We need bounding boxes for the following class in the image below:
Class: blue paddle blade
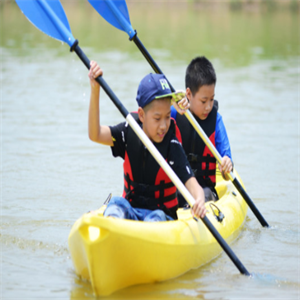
[88,0,135,39]
[15,0,76,47]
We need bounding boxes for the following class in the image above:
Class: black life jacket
[122,113,181,220]
[176,101,218,191]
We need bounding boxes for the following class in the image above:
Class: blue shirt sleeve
[171,106,177,120]
[215,112,232,160]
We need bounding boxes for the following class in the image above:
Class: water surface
[1,1,299,299]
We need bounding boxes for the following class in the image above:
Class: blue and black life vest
[176,101,218,192]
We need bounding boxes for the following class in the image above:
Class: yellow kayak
[68,170,248,296]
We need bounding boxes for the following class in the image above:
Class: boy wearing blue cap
[88,61,206,221]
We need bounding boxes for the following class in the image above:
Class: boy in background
[172,56,233,205]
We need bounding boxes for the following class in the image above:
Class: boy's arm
[88,61,114,146]
[171,97,190,115]
[219,156,232,180]
[184,177,206,218]
[215,113,233,180]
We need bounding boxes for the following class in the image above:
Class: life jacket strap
[188,153,215,163]
[124,174,175,197]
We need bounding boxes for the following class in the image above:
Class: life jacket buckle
[188,153,199,162]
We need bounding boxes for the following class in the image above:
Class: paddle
[15,0,250,276]
[87,0,269,228]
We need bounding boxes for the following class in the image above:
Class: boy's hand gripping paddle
[87,0,269,228]
[16,0,250,276]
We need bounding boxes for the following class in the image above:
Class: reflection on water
[1,1,299,299]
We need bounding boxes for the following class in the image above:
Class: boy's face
[138,99,171,143]
[187,84,215,120]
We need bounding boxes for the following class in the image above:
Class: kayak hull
[68,172,248,296]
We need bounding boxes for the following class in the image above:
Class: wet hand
[219,156,232,180]
[172,97,189,115]
[192,197,206,219]
[88,61,103,88]
[178,97,189,110]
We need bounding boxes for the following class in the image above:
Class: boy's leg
[104,197,173,221]
[104,196,139,220]
[143,209,173,222]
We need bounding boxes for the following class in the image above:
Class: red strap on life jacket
[154,160,178,209]
[173,118,182,144]
[202,132,216,184]
[122,151,134,198]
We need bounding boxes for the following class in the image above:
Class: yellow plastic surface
[68,170,248,296]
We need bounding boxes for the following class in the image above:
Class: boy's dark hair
[185,56,216,95]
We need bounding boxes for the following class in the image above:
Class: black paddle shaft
[132,34,176,92]
[202,216,250,276]
[232,179,269,227]
[70,40,129,119]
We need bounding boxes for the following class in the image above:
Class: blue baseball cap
[136,73,185,108]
